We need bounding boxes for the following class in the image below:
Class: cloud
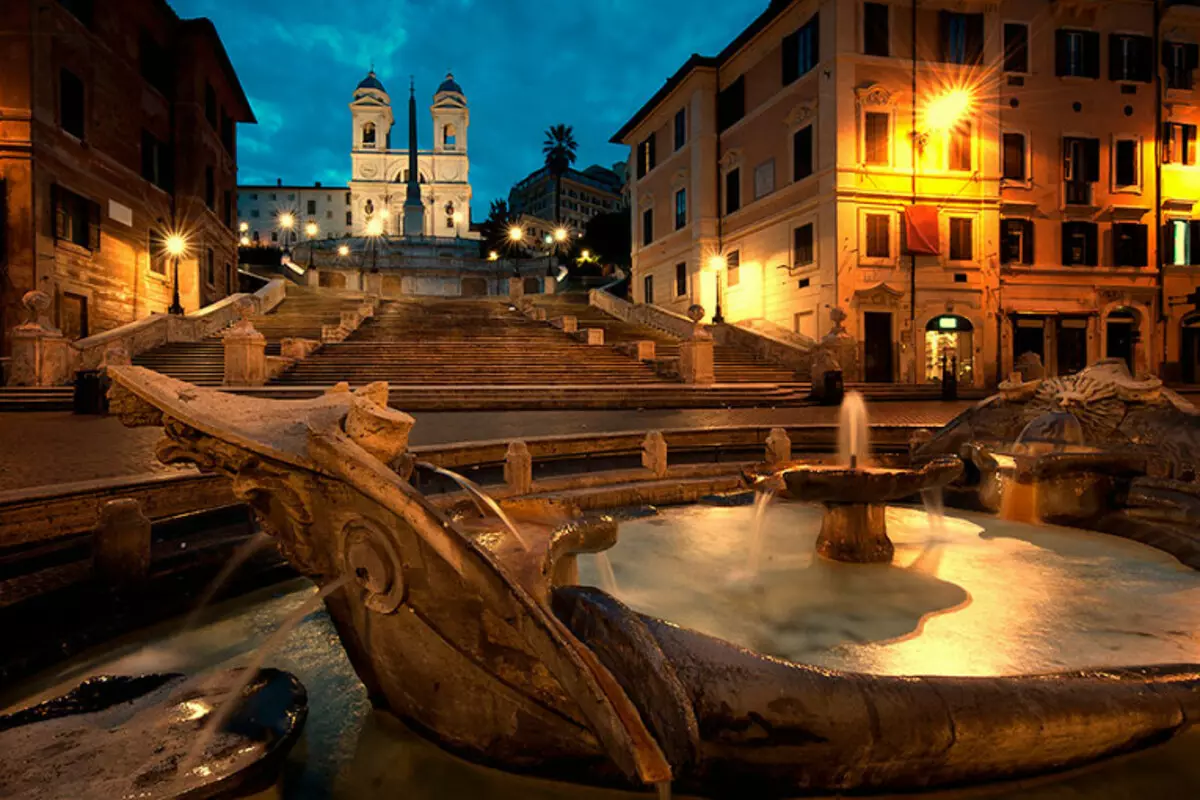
[173,0,767,211]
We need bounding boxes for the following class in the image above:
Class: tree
[579,207,631,273]
[542,124,578,225]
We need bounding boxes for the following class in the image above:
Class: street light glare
[488,250,500,261]
[553,227,568,242]
[239,235,250,246]
[305,222,319,237]
[366,217,384,236]
[707,253,727,271]
[165,233,187,257]
[337,245,350,257]
[581,249,590,259]
[508,225,524,242]
[278,212,295,229]
[238,221,249,233]
[925,87,973,132]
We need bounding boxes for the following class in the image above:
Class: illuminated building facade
[613,0,1200,386]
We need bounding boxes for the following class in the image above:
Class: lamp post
[305,221,319,270]
[278,211,295,274]
[708,253,727,324]
[166,233,188,315]
[507,224,525,278]
[366,216,384,272]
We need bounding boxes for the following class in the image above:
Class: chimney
[276,177,282,186]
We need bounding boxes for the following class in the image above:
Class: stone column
[504,441,533,494]
[223,320,267,386]
[93,498,151,585]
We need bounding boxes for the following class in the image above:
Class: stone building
[347,72,475,239]
[236,181,353,245]
[613,0,1200,387]
[0,0,253,356]
[508,163,624,232]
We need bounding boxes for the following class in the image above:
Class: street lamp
[238,221,249,234]
[338,244,351,258]
[165,232,188,315]
[239,235,250,246]
[304,221,319,270]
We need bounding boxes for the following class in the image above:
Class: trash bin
[822,369,844,406]
[73,369,109,415]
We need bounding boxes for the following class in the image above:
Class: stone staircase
[531,296,803,384]
[131,286,366,386]
[0,386,75,412]
[272,298,671,387]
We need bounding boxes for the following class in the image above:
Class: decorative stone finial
[686,304,705,323]
[19,290,55,331]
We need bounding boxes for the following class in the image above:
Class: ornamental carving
[854,83,893,110]
[853,283,904,308]
[360,163,378,178]
[719,148,742,171]
[785,101,818,128]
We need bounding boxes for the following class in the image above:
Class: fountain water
[838,390,870,468]
[418,461,530,551]
[746,487,776,575]
[594,552,619,595]
[182,530,274,632]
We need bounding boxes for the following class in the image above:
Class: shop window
[925,315,974,384]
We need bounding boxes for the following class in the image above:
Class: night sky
[171,0,767,209]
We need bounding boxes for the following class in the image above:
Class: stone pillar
[642,431,668,477]
[765,428,792,465]
[363,271,383,296]
[509,277,524,301]
[306,268,320,287]
[359,303,375,318]
[223,321,267,386]
[93,498,151,585]
[585,328,605,345]
[504,441,533,494]
[679,337,715,384]
[533,308,548,322]
[543,278,556,295]
[559,315,577,334]
[634,341,656,361]
[7,325,75,386]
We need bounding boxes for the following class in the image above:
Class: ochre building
[613,0,1200,386]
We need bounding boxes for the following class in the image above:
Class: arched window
[443,123,457,149]
[925,315,974,384]
[362,122,376,146]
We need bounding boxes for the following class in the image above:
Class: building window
[725,168,741,214]
[1110,34,1152,83]
[674,108,686,151]
[140,131,172,191]
[1063,137,1100,204]
[940,12,983,65]
[726,250,740,287]
[1062,221,1098,266]
[865,213,890,258]
[226,262,234,290]
[271,231,278,242]
[793,124,813,181]
[223,190,233,228]
[1114,139,1138,187]
[53,185,98,250]
[250,209,259,218]
[948,218,973,261]
[948,122,971,171]
[642,207,653,245]
[637,133,656,178]
[221,111,235,155]
[204,84,219,129]
[782,14,820,85]
[149,232,167,274]
[346,211,353,225]
[794,223,814,267]
[1163,123,1197,165]
[204,166,215,209]
[864,111,889,165]
[1002,132,1026,180]
[58,0,94,26]
[1001,218,1033,265]
[345,191,351,204]
[1164,42,1199,90]
[60,68,85,139]
[1113,223,1148,266]
[643,274,654,305]
[307,199,317,215]
[362,122,376,146]
[754,159,775,199]
[675,262,687,296]
[674,188,687,230]
[1166,219,1200,265]
[717,75,745,131]
[1055,29,1100,78]
[139,32,171,95]
[864,3,889,57]
[206,247,215,285]
[443,123,456,148]
[1004,23,1029,73]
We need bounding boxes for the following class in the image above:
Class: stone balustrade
[583,328,605,346]
[588,289,699,340]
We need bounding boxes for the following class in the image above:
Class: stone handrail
[588,289,698,340]
[712,318,814,375]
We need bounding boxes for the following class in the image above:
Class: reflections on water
[419,462,530,551]
[579,503,1200,677]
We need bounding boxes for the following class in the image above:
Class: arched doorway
[924,315,974,384]
[523,277,543,295]
[461,277,488,297]
[1183,314,1200,383]
[1105,307,1138,372]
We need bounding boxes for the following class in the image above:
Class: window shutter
[1062,222,1074,265]
[1055,30,1070,76]
[1108,35,1122,80]
[1085,139,1100,182]
[1135,37,1152,82]
[1134,224,1148,266]
[1085,223,1098,266]
[782,30,799,85]
[1190,221,1200,265]
[52,185,66,240]
[811,13,820,66]
[1022,219,1035,264]
[1185,125,1196,165]
[88,200,101,251]
[938,11,950,63]
[1084,31,1101,77]
[1187,43,1200,71]
[965,14,984,64]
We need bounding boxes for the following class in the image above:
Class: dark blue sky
[173,0,766,208]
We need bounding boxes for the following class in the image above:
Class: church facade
[347,72,474,239]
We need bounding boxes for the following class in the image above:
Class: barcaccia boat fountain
[28,364,1192,799]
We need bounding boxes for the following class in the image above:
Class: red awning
[904,206,940,255]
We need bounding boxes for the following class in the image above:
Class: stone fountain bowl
[779,455,963,504]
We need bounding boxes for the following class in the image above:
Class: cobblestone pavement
[0,402,972,494]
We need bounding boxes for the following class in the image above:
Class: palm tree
[542,124,578,225]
